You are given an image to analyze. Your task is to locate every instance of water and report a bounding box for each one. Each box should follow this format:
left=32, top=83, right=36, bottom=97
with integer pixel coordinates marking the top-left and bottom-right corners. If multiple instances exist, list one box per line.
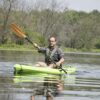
left=0, top=50, right=100, bottom=100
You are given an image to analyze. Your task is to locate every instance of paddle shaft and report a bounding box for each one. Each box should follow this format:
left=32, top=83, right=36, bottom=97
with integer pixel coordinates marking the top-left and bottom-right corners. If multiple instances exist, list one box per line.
left=60, top=67, right=67, bottom=74
left=25, top=37, right=33, bottom=45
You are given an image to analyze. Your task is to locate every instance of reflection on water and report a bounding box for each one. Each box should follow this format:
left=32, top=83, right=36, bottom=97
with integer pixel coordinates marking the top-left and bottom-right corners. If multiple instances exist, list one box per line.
left=0, top=50, right=100, bottom=100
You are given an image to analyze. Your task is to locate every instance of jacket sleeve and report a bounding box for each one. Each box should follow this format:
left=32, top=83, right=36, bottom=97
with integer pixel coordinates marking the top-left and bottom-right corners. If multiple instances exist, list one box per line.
left=58, top=48, right=64, bottom=59
left=38, top=47, right=46, bottom=53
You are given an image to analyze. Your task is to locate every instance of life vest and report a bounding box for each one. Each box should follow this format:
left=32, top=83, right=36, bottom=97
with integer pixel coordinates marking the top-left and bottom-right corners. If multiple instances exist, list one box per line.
left=45, top=46, right=58, bottom=64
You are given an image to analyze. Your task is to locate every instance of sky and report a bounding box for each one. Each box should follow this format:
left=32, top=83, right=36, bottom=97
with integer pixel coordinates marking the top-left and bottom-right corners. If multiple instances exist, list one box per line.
left=66, top=0, right=100, bottom=12
left=17, top=0, right=100, bottom=12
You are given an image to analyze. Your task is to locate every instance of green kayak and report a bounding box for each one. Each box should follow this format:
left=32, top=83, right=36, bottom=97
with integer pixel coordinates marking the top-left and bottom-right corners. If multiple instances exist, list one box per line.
left=14, top=64, right=76, bottom=75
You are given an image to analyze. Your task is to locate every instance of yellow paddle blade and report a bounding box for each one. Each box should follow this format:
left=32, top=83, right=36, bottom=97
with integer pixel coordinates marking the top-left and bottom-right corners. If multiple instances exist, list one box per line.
left=10, top=23, right=26, bottom=38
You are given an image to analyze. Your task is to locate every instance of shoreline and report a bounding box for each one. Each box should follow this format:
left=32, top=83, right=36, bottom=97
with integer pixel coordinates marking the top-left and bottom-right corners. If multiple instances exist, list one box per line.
left=0, top=47, right=100, bottom=53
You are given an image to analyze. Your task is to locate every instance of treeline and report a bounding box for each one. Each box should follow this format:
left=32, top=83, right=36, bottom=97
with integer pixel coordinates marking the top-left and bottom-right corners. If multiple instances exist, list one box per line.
left=0, top=0, right=100, bottom=50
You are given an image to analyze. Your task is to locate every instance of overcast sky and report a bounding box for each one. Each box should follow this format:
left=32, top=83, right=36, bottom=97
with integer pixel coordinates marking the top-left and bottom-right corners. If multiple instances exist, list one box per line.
left=18, top=0, right=100, bottom=12
left=66, top=0, right=100, bottom=12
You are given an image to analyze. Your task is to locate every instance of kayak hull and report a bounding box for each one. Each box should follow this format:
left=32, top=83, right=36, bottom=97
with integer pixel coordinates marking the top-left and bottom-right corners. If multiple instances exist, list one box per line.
left=14, top=64, right=76, bottom=75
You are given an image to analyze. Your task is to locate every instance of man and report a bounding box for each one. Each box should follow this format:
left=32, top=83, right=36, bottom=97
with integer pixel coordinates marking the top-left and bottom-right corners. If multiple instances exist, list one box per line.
left=31, top=36, right=64, bottom=100
left=34, top=36, right=64, bottom=68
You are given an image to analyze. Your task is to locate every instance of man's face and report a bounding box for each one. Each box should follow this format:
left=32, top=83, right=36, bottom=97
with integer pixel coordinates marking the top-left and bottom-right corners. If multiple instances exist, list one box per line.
left=48, top=37, right=57, bottom=47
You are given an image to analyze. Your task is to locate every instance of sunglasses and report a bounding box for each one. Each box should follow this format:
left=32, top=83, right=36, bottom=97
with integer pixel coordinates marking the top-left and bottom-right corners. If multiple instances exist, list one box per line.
left=49, top=40, right=56, bottom=42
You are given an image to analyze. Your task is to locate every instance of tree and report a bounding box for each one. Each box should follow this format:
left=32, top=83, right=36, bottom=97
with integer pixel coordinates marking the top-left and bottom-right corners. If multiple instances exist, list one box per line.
left=0, top=0, right=16, bottom=44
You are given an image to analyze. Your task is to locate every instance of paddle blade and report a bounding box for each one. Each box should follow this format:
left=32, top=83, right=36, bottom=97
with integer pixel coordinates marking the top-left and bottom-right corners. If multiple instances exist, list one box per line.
left=10, top=23, right=26, bottom=38
left=10, top=23, right=33, bottom=45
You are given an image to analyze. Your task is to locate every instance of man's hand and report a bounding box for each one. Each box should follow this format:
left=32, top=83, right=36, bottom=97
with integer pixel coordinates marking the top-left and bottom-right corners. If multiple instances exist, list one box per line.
left=33, top=43, right=39, bottom=48
left=56, top=58, right=64, bottom=67
left=56, top=62, right=61, bottom=67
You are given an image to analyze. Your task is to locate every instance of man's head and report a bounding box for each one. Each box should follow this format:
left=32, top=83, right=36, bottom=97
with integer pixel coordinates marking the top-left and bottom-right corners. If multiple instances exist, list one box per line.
left=48, top=36, right=57, bottom=47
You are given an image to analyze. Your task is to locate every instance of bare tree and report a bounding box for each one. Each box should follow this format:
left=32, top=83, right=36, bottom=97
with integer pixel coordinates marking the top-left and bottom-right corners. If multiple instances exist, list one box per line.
left=33, top=0, right=66, bottom=39
left=0, top=0, right=16, bottom=44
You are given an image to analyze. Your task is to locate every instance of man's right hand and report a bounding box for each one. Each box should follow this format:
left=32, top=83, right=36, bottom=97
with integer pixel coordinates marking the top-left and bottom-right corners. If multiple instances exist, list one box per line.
left=33, top=43, right=38, bottom=48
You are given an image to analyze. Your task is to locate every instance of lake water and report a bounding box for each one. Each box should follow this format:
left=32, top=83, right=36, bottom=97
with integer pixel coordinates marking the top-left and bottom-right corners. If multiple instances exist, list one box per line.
left=0, top=50, right=100, bottom=100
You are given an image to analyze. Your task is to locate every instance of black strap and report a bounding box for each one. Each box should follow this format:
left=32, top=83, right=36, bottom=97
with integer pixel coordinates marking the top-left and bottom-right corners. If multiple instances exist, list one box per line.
left=46, top=47, right=58, bottom=60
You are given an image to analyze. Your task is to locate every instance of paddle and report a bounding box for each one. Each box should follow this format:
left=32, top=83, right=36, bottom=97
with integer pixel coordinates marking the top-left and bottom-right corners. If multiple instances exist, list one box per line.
left=10, top=23, right=67, bottom=74
left=58, top=66, right=67, bottom=74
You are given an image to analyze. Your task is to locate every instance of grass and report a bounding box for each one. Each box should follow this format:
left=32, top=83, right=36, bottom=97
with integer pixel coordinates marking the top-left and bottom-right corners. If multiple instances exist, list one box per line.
left=62, top=47, right=100, bottom=53
left=90, top=49, right=100, bottom=53
left=0, top=44, right=36, bottom=51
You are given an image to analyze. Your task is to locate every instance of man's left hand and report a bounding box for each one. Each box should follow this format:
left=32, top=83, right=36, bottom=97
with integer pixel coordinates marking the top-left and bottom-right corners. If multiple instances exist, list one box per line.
left=56, top=62, right=61, bottom=67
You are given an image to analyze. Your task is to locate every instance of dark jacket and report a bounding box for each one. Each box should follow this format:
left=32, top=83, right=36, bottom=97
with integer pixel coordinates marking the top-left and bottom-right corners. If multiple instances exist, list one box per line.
left=38, top=46, right=64, bottom=65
